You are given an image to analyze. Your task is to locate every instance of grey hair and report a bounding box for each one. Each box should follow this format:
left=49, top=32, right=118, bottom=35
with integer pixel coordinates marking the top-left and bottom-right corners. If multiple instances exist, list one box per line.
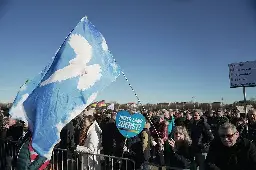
left=219, top=123, right=237, bottom=133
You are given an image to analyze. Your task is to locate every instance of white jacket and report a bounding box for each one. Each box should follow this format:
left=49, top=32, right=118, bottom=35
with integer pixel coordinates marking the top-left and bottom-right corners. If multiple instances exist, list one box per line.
left=76, top=121, right=102, bottom=170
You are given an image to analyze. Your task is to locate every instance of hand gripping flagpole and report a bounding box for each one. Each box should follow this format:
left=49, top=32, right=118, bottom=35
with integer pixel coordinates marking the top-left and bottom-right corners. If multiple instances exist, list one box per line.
left=118, top=68, right=160, bottom=138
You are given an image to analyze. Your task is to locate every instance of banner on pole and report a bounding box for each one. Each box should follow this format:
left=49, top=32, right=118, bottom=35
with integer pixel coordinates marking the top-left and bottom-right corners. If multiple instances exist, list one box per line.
left=228, top=60, right=256, bottom=88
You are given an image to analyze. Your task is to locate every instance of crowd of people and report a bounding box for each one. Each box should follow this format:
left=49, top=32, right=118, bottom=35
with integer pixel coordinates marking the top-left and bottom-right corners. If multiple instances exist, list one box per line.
left=1, top=106, right=256, bottom=170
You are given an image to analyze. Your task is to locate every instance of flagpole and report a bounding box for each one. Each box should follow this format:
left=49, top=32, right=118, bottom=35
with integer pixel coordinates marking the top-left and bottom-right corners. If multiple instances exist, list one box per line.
left=192, top=96, right=195, bottom=109
left=243, top=87, right=247, bottom=115
left=221, top=97, right=224, bottom=112
left=118, top=138, right=128, bottom=170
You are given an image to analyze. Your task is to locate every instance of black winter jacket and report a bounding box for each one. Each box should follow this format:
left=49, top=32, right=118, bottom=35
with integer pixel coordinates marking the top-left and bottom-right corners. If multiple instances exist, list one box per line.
left=191, top=119, right=214, bottom=153
left=205, top=138, right=256, bottom=170
left=164, top=141, right=193, bottom=169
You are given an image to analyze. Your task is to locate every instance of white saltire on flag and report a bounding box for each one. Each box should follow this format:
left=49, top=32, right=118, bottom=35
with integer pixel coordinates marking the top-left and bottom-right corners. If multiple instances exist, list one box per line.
left=9, top=16, right=121, bottom=159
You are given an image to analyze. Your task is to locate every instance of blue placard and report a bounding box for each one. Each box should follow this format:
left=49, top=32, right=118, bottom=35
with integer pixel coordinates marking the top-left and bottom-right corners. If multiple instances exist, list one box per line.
left=115, top=110, right=146, bottom=138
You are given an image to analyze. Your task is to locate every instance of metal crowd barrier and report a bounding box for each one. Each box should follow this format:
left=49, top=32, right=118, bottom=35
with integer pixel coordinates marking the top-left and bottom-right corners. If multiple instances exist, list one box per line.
left=0, top=140, right=19, bottom=170
left=0, top=140, right=135, bottom=170
left=148, top=164, right=191, bottom=170
left=52, top=148, right=136, bottom=170
left=165, top=167, right=191, bottom=170
left=0, top=140, right=194, bottom=170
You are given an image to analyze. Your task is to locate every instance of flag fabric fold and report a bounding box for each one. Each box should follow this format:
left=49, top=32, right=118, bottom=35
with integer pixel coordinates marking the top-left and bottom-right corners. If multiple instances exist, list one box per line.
left=9, top=64, right=51, bottom=124
left=9, top=16, right=121, bottom=159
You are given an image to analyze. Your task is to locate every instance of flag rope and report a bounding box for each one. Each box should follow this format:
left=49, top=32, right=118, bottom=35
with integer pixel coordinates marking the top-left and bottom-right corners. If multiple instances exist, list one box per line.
left=120, top=70, right=160, bottom=138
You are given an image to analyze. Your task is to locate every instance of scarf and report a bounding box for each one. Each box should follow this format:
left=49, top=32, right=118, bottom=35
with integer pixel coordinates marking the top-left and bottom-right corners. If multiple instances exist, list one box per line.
left=28, top=139, right=50, bottom=170
left=79, top=126, right=90, bottom=146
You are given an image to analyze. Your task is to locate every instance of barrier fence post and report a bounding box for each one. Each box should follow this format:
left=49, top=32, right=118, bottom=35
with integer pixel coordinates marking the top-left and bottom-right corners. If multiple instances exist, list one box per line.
left=1, top=140, right=202, bottom=170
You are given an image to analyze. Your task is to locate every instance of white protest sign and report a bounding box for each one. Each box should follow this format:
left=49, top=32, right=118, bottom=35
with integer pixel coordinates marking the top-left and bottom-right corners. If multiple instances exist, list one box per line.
left=228, top=61, right=256, bottom=88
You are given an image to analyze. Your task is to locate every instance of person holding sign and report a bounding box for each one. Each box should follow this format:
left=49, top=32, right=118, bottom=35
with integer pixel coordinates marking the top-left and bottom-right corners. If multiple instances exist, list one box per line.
left=150, top=115, right=168, bottom=166
left=126, top=119, right=151, bottom=170
left=115, top=111, right=146, bottom=139
left=115, top=111, right=146, bottom=169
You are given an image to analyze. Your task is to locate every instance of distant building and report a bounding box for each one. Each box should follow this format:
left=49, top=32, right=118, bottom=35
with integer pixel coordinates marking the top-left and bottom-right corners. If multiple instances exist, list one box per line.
left=211, top=102, right=222, bottom=110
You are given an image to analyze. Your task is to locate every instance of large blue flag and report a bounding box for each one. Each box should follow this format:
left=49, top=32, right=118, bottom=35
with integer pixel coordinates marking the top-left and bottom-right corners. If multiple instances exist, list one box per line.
left=9, top=16, right=121, bottom=159
left=9, top=64, right=52, bottom=123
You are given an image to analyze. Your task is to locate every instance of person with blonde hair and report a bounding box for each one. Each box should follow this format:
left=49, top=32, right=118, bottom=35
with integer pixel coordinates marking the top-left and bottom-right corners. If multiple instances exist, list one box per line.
left=164, top=126, right=193, bottom=169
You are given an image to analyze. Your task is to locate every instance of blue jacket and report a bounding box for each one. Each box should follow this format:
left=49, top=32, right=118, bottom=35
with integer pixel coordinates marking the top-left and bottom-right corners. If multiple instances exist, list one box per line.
left=166, top=116, right=175, bottom=135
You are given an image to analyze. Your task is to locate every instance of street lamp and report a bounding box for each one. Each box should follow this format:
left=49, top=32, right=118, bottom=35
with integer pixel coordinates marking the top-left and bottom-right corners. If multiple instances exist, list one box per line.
left=192, top=96, right=195, bottom=109
left=221, top=97, right=224, bottom=111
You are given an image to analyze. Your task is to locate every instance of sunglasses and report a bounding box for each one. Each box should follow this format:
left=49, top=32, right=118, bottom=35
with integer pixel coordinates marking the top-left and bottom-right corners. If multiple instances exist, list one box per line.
left=219, top=132, right=237, bottom=139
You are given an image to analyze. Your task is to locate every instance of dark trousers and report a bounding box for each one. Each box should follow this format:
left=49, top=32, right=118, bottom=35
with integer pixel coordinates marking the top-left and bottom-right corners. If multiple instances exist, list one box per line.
left=195, top=153, right=207, bottom=170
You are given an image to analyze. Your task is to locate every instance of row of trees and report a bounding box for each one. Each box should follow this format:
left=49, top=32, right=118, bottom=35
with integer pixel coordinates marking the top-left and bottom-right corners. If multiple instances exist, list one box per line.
left=1, top=99, right=256, bottom=113
left=106, top=100, right=256, bottom=111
